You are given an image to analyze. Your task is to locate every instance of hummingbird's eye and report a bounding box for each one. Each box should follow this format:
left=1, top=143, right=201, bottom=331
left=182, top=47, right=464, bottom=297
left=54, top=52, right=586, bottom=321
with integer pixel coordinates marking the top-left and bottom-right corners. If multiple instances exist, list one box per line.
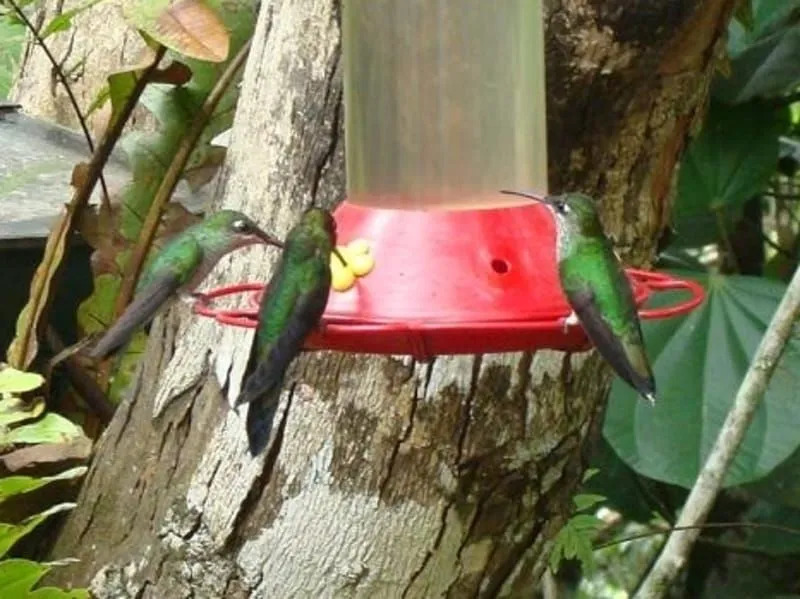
left=232, top=219, right=250, bottom=233
left=555, top=201, right=570, bottom=215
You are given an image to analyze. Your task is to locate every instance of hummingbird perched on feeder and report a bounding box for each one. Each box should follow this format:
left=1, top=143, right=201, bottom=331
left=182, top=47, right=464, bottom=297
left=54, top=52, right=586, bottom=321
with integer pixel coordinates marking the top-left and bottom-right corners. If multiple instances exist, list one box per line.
left=89, top=210, right=283, bottom=360
left=500, top=189, right=656, bottom=404
left=234, top=207, right=346, bottom=457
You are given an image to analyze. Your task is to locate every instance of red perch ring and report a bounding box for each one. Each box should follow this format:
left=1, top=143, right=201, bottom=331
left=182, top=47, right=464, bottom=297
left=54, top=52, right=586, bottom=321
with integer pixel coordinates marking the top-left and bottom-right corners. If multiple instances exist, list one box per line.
left=194, top=201, right=705, bottom=360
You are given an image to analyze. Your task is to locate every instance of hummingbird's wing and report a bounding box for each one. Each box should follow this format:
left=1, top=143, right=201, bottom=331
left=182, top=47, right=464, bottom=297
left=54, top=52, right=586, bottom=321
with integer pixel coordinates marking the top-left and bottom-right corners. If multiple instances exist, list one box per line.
left=569, top=286, right=655, bottom=398
left=238, top=283, right=330, bottom=456
left=88, top=272, right=183, bottom=359
left=89, top=238, right=204, bottom=359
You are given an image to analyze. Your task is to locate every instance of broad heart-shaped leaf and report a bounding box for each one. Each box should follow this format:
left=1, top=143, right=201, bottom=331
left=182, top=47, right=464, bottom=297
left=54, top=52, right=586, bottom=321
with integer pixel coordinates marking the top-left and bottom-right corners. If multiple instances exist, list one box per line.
left=675, top=101, right=787, bottom=218
left=604, top=272, right=800, bottom=489
left=0, top=467, right=87, bottom=504
left=123, top=0, right=230, bottom=62
left=0, top=558, right=88, bottom=598
left=0, top=367, right=43, bottom=396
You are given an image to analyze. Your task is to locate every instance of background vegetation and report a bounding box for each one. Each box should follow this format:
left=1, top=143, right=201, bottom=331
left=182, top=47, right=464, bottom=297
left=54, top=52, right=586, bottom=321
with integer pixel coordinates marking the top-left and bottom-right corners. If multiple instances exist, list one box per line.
left=1, top=0, right=799, bottom=597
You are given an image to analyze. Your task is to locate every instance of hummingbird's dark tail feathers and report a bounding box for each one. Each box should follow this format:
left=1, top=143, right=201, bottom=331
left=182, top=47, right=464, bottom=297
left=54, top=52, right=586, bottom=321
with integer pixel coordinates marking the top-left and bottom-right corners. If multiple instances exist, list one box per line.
left=88, top=279, right=176, bottom=359
left=236, top=355, right=288, bottom=455
left=245, top=390, right=280, bottom=456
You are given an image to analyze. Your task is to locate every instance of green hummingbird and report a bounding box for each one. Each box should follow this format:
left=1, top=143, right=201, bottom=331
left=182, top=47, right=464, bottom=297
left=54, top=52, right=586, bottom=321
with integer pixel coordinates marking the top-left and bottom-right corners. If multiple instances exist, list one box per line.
left=89, top=210, right=283, bottom=360
left=234, top=207, right=345, bottom=456
left=501, top=189, right=656, bottom=404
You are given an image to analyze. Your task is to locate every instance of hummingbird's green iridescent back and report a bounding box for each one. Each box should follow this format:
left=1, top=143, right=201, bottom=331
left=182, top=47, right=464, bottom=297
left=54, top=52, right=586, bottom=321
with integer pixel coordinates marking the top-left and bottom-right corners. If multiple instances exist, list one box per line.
left=550, top=193, right=655, bottom=401
left=90, top=209, right=278, bottom=360
left=254, top=210, right=334, bottom=359
left=237, top=207, right=337, bottom=455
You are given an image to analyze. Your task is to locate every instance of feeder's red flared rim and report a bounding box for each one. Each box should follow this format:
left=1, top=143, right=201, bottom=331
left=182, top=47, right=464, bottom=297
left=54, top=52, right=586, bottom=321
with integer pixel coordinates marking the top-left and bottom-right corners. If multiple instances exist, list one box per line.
left=193, top=268, right=706, bottom=331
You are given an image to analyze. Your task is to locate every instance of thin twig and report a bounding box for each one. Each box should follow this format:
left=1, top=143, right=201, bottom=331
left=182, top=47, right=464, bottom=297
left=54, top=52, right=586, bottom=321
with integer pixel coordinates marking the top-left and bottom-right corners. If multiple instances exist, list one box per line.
left=635, top=265, right=800, bottom=598
left=596, top=521, right=800, bottom=551
left=113, top=38, right=252, bottom=320
left=8, top=0, right=110, bottom=207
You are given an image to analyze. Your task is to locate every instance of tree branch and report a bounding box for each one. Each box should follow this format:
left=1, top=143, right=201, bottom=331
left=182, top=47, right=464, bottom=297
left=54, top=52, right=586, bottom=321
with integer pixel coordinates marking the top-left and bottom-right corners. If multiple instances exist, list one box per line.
left=635, top=265, right=800, bottom=598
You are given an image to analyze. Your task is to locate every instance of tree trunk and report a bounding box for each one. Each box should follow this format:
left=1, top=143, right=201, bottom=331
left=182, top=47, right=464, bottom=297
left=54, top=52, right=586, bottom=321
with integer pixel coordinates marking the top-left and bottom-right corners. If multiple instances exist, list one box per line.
left=11, top=0, right=150, bottom=137
left=30, top=0, right=734, bottom=596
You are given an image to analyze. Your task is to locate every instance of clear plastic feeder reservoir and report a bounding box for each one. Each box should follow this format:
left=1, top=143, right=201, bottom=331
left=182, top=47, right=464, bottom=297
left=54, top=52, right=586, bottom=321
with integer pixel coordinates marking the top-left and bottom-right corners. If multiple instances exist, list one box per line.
left=194, top=1, right=707, bottom=359
left=343, top=0, right=548, bottom=209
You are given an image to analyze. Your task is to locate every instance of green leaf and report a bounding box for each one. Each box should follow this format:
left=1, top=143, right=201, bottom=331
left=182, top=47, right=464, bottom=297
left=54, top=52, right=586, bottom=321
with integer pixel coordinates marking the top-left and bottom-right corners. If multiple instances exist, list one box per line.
left=28, top=586, right=90, bottom=599
left=675, top=101, right=787, bottom=218
left=0, top=503, right=75, bottom=559
left=0, top=468, right=87, bottom=504
left=717, top=1, right=800, bottom=102
left=122, top=0, right=230, bottom=62
left=605, top=272, right=800, bottom=488
left=0, top=367, right=44, bottom=395
left=1, top=414, right=85, bottom=446
left=0, top=559, right=48, bottom=597
left=0, top=398, right=44, bottom=428
left=549, top=515, right=600, bottom=574
left=573, top=493, right=606, bottom=511
left=40, top=0, right=106, bottom=39
left=743, top=501, right=800, bottom=555
left=0, top=558, right=88, bottom=598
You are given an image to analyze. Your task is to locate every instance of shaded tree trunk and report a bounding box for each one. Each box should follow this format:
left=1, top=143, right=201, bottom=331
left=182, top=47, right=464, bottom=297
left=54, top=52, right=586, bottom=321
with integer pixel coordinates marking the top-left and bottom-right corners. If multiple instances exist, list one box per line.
left=19, top=0, right=735, bottom=596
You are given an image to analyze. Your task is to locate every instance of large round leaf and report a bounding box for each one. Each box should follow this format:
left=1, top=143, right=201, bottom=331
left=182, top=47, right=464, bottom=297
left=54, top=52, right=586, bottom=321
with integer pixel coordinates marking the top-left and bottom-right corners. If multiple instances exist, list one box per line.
left=674, top=101, right=786, bottom=218
left=604, top=271, right=800, bottom=488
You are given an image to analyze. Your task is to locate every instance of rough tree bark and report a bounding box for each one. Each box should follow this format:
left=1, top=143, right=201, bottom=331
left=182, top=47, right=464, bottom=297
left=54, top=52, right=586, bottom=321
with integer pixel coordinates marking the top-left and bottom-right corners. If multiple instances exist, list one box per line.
left=11, top=0, right=150, bottom=136
left=17, top=0, right=735, bottom=596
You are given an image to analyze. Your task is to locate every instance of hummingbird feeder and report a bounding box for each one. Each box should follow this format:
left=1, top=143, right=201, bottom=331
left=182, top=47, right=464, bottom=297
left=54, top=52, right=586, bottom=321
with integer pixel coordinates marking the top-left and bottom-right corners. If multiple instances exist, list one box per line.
left=195, top=0, right=705, bottom=360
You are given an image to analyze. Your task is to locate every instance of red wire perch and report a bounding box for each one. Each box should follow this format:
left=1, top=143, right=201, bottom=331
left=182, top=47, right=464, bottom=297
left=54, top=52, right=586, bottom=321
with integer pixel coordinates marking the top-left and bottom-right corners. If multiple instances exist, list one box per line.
left=193, top=269, right=705, bottom=359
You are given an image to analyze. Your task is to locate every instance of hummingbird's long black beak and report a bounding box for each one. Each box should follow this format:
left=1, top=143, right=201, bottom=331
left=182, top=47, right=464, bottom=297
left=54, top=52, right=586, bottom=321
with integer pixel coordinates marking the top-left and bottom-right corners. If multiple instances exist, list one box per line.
left=499, top=189, right=549, bottom=204
left=255, top=227, right=284, bottom=248
left=332, top=247, right=348, bottom=267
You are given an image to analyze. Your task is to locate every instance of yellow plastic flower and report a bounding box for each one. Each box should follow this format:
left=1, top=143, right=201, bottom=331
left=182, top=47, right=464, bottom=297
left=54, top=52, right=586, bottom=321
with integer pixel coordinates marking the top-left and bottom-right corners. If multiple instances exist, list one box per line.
left=330, top=238, right=375, bottom=292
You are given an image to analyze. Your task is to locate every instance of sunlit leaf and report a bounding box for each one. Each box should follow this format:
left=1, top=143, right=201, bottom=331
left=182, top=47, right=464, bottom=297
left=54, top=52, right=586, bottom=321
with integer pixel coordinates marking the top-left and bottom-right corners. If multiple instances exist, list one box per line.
left=573, top=494, right=606, bottom=511
left=0, top=367, right=43, bottom=395
left=605, top=272, right=800, bottom=488
left=0, top=558, right=88, bottom=598
left=123, top=0, right=230, bottom=62
left=1, top=414, right=86, bottom=447
left=0, top=398, right=44, bottom=428
left=0, top=468, right=87, bottom=504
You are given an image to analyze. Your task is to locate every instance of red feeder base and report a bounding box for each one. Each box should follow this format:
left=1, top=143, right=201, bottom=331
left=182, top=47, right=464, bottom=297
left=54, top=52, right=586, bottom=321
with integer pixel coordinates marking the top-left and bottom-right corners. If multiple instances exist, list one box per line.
left=195, top=201, right=705, bottom=360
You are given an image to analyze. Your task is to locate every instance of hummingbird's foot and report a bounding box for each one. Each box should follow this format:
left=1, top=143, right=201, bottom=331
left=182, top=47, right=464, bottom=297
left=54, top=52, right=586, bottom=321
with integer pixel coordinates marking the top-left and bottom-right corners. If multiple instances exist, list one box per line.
left=561, top=311, right=580, bottom=334
left=180, top=291, right=211, bottom=306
